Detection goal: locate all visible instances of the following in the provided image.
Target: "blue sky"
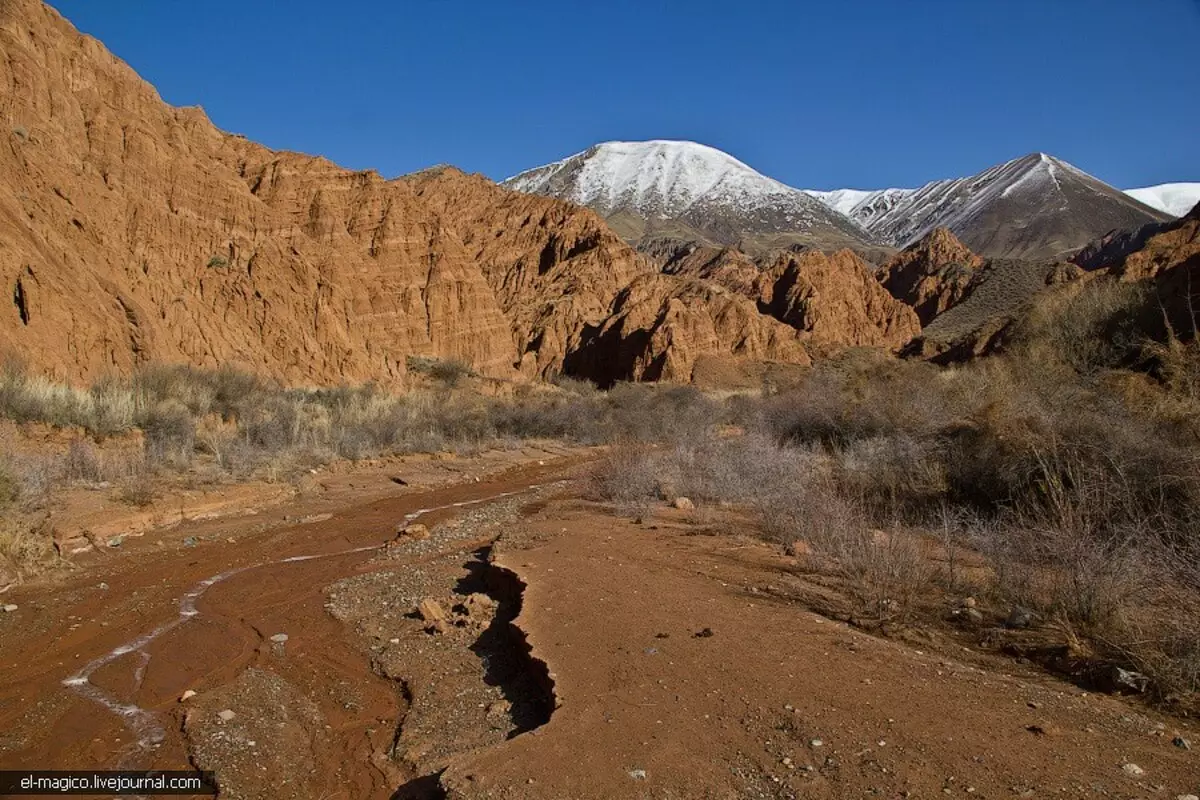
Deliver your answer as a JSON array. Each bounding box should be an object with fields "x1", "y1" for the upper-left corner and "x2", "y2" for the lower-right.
[{"x1": 50, "y1": 0, "x2": 1197, "y2": 190}]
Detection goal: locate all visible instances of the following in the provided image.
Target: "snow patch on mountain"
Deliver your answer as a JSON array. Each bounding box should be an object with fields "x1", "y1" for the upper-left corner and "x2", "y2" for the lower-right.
[
  {"x1": 805, "y1": 153, "x2": 1131, "y2": 250},
  {"x1": 1125, "y1": 183, "x2": 1200, "y2": 218},
  {"x1": 503, "y1": 140, "x2": 872, "y2": 245}
]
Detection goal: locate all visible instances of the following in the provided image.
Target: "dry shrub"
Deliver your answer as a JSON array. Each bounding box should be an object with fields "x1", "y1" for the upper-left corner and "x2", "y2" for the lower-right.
[
  {"x1": 586, "y1": 446, "x2": 663, "y2": 520},
  {"x1": 1013, "y1": 278, "x2": 1148, "y2": 376},
  {"x1": 0, "y1": 519, "x2": 57, "y2": 583},
  {"x1": 0, "y1": 463, "x2": 19, "y2": 508},
  {"x1": 62, "y1": 439, "x2": 104, "y2": 482},
  {"x1": 117, "y1": 466, "x2": 157, "y2": 507}
]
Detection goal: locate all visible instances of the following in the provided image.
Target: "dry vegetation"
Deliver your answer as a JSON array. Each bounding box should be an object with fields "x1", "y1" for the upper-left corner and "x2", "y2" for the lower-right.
[
  {"x1": 0, "y1": 358, "x2": 720, "y2": 583},
  {"x1": 590, "y1": 279, "x2": 1200, "y2": 707},
  {"x1": 3, "y1": 278, "x2": 1199, "y2": 706}
]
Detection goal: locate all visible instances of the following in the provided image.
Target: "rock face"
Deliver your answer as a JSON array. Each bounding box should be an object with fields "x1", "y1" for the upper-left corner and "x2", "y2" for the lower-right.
[
  {"x1": 752, "y1": 250, "x2": 921, "y2": 351},
  {"x1": 0, "y1": 0, "x2": 928, "y2": 389},
  {"x1": 902, "y1": 259, "x2": 1084, "y2": 363},
  {"x1": 878, "y1": 228, "x2": 984, "y2": 325},
  {"x1": 562, "y1": 274, "x2": 811, "y2": 387},
  {"x1": 0, "y1": 0, "x2": 653, "y2": 385},
  {"x1": 1079, "y1": 203, "x2": 1200, "y2": 338},
  {"x1": 653, "y1": 245, "x2": 920, "y2": 353}
]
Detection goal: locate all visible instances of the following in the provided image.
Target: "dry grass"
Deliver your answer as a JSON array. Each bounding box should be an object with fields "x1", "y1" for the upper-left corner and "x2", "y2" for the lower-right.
[{"x1": 585, "y1": 281, "x2": 1200, "y2": 702}]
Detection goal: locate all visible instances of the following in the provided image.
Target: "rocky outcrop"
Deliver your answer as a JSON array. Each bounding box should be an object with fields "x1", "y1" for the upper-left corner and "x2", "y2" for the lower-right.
[
  {"x1": 752, "y1": 250, "x2": 921, "y2": 350},
  {"x1": 901, "y1": 259, "x2": 1083, "y2": 364},
  {"x1": 400, "y1": 167, "x2": 653, "y2": 378},
  {"x1": 878, "y1": 228, "x2": 984, "y2": 325},
  {"x1": 0, "y1": 0, "x2": 509, "y2": 382},
  {"x1": 1079, "y1": 203, "x2": 1200, "y2": 339},
  {"x1": 0, "y1": 0, "x2": 934, "y2": 389},
  {"x1": 652, "y1": 244, "x2": 921, "y2": 352},
  {"x1": 562, "y1": 274, "x2": 810, "y2": 386},
  {"x1": 1103, "y1": 203, "x2": 1200, "y2": 283},
  {"x1": 656, "y1": 243, "x2": 762, "y2": 296},
  {"x1": 0, "y1": 0, "x2": 662, "y2": 385}
]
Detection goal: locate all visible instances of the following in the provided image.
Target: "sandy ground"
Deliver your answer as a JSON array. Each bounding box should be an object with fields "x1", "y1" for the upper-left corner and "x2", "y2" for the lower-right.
[{"x1": 0, "y1": 450, "x2": 1197, "y2": 799}]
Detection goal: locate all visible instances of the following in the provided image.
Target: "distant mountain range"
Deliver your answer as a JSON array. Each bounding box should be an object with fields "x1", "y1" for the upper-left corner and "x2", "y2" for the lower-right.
[
  {"x1": 806, "y1": 153, "x2": 1172, "y2": 260},
  {"x1": 502, "y1": 141, "x2": 876, "y2": 256},
  {"x1": 506, "y1": 142, "x2": 1176, "y2": 262}
]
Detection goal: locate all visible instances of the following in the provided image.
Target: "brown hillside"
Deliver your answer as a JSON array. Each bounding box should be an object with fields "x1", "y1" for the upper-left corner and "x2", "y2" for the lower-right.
[
  {"x1": 878, "y1": 227, "x2": 984, "y2": 325},
  {"x1": 0, "y1": 0, "x2": 931, "y2": 389},
  {"x1": 0, "y1": 0, "x2": 668, "y2": 384},
  {"x1": 753, "y1": 249, "x2": 921, "y2": 350}
]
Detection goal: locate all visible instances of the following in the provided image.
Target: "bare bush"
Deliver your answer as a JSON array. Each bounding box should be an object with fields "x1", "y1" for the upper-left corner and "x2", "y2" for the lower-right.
[
  {"x1": 1013, "y1": 279, "x2": 1148, "y2": 376},
  {"x1": 586, "y1": 446, "x2": 663, "y2": 520},
  {"x1": 0, "y1": 519, "x2": 56, "y2": 582},
  {"x1": 62, "y1": 439, "x2": 104, "y2": 483}
]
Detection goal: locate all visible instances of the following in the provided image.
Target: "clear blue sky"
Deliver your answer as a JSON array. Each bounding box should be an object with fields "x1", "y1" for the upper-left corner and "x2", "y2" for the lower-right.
[{"x1": 50, "y1": 0, "x2": 1198, "y2": 190}]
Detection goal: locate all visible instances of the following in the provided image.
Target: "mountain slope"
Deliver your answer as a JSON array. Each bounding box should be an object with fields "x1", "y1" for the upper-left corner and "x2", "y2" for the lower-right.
[
  {"x1": 806, "y1": 154, "x2": 1172, "y2": 260},
  {"x1": 503, "y1": 141, "x2": 878, "y2": 255},
  {"x1": 1, "y1": 0, "x2": 925, "y2": 389},
  {"x1": 1125, "y1": 183, "x2": 1200, "y2": 219}
]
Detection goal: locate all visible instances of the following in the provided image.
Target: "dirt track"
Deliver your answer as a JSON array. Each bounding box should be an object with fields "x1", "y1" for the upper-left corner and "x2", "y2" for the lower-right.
[{"x1": 1, "y1": 454, "x2": 1198, "y2": 799}]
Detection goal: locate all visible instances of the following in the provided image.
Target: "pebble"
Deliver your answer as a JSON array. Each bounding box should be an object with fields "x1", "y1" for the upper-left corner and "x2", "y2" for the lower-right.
[
  {"x1": 398, "y1": 523, "x2": 430, "y2": 541},
  {"x1": 1172, "y1": 736, "x2": 1191, "y2": 750},
  {"x1": 270, "y1": 633, "x2": 289, "y2": 644},
  {"x1": 1, "y1": 604, "x2": 17, "y2": 613},
  {"x1": 810, "y1": 739, "x2": 824, "y2": 748},
  {"x1": 217, "y1": 709, "x2": 236, "y2": 722},
  {"x1": 179, "y1": 690, "x2": 197, "y2": 702},
  {"x1": 1005, "y1": 607, "x2": 1034, "y2": 629},
  {"x1": 628, "y1": 769, "x2": 647, "y2": 780},
  {"x1": 1121, "y1": 763, "x2": 1144, "y2": 777}
]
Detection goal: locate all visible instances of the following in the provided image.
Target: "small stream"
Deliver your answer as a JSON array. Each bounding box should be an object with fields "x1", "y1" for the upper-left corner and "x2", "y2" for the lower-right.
[{"x1": 62, "y1": 486, "x2": 541, "y2": 762}]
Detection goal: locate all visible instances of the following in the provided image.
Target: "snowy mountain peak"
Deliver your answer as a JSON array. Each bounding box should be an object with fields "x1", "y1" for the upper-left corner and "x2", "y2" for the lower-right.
[
  {"x1": 507, "y1": 140, "x2": 808, "y2": 218},
  {"x1": 805, "y1": 152, "x2": 1170, "y2": 260},
  {"x1": 1124, "y1": 183, "x2": 1200, "y2": 218},
  {"x1": 503, "y1": 140, "x2": 875, "y2": 252}
]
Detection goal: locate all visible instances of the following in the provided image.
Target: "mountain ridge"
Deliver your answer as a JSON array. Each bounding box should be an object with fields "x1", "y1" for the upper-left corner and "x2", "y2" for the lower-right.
[
  {"x1": 805, "y1": 153, "x2": 1171, "y2": 260},
  {"x1": 502, "y1": 140, "x2": 878, "y2": 256}
]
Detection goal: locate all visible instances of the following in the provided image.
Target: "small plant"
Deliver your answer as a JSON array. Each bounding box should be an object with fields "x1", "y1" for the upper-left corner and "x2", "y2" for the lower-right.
[
  {"x1": 63, "y1": 439, "x2": 105, "y2": 483},
  {"x1": 206, "y1": 254, "x2": 230, "y2": 269},
  {"x1": 0, "y1": 463, "x2": 19, "y2": 507},
  {"x1": 406, "y1": 355, "x2": 475, "y2": 387},
  {"x1": 117, "y1": 463, "x2": 157, "y2": 508}
]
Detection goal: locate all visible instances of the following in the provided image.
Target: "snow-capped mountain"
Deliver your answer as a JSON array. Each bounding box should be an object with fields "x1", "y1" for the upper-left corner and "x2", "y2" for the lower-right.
[
  {"x1": 1125, "y1": 183, "x2": 1200, "y2": 218},
  {"x1": 805, "y1": 154, "x2": 1172, "y2": 260},
  {"x1": 503, "y1": 140, "x2": 876, "y2": 254}
]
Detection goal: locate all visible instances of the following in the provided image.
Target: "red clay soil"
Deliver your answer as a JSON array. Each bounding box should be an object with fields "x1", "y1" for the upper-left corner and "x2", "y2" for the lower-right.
[
  {"x1": 0, "y1": 457, "x2": 580, "y2": 797},
  {"x1": 443, "y1": 507, "x2": 1199, "y2": 799},
  {"x1": 1, "y1": 461, "x2": 1197, "y2": 800}
]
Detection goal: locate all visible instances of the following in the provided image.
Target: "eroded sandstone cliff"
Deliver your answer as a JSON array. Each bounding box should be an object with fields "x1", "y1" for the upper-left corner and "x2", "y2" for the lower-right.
[{"x1": 0, "y1": 0, "x2": 928, "y2": 388}]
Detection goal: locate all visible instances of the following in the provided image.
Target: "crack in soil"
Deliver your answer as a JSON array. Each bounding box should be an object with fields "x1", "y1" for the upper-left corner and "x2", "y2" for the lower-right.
[
  {"x1": 461, "y1": 547, "x2": 556, "y2": 735},
  {"x1": 61, "y1": 485, "x2": 548, "y2": 765},
  {"x1": 389, "y1": 547, "x2": 558, "y2": 799}
]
